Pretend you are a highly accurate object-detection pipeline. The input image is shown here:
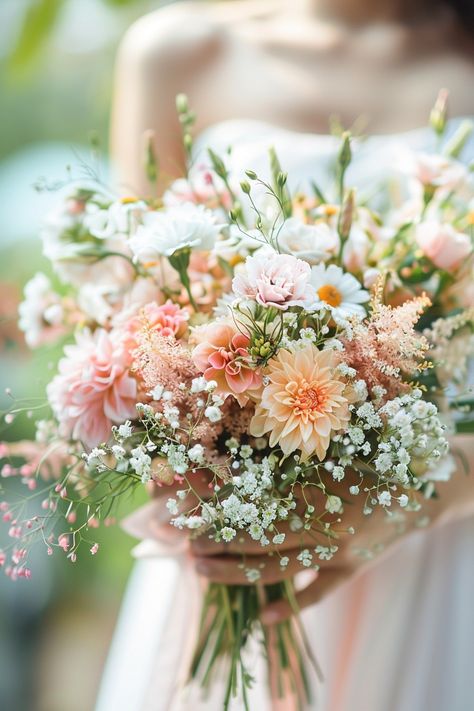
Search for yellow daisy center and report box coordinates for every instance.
[317,284,342,307]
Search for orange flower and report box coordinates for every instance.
[250,344,351,460]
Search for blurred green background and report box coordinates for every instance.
[0,2,176,710]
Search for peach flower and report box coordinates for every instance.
[192,322,261,404]
[47,329,137,448]
[415,221,471,272]
[250,344,351,460]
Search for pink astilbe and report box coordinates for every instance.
[342,293,431,399]
[133,325,255,456]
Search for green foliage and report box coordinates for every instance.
[7,0,159,74]
[8,0,65,73]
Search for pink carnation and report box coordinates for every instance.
[192,322,261,404]
[415,221,471,272]
[232,252,312,310]
[47,329,137,448]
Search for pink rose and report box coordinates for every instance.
[47,329,137,448]
[232,251,312,310]
[415,221,472,272]
[192,322,261,404]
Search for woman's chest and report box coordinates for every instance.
[193,35,474,135]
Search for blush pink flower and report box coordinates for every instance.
[192,322,261,404]
[415,221,471,272]
[141,301,189,338]
[250,344,351,460]
[47,329,137,448]
[232,251,312,310]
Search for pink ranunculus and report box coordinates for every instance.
[415,221,472,272]
[232,251,312,310]
[192,322,261,404]
[47,329,137,448]
[141,300,189,338]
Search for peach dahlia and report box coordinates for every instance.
[250,343,351,460]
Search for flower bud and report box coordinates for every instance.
[429,88,449,136]
[175,93,189,114]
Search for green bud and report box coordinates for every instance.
[175,93,189,114]
[277,171,288,187]
[338,188,355,241]
[444,120,473,159]
[208,148,227,179]
[338,131,352,170]
[245,169,258,180]
[430,88,449,136]
[143,130,158,184]
[183,133,193,151]
[240,180,251,194]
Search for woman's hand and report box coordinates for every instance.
[146,435,474,623]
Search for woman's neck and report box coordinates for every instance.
[302,0,443,25]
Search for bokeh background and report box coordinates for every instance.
[0,2,178,710]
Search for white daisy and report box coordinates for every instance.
[308,263,369,319]
[129,202,225,264]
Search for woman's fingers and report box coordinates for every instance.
[189,524,321,556]
[260,567,353,624]
[193,551,303,585]
[147,469,215,501]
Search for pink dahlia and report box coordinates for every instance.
[192,321,261,404]
[47,329,137,448]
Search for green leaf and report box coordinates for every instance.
[455,420,474,434]
[8,0,65,72]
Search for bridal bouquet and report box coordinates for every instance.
[2,95,473,707]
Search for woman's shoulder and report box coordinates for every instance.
[117,0,275,72]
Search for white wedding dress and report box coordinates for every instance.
[96,119,474,711]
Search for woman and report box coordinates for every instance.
[97,2,474,709]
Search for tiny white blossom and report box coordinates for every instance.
[117,421,133,439]
[378,490,392,507]
[325,495,343,514]
[190,376,208,393]
[188,444,205,463]
[245,568,261,583]
[204,405,222,422]
[166,498,179,515]
[221,527,236,542]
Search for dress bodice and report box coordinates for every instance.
[193,117,473,197]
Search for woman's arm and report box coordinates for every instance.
[110,3,222,195]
